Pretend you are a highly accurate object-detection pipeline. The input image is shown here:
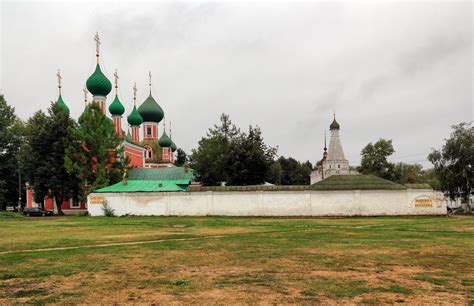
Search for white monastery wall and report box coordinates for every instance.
[88,189,447,217]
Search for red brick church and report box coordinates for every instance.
[26,33,180,214]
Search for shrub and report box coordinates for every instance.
[101,201,115,217]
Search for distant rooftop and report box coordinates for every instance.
[94,180,190,193]
[310,175,407,190]
[128,167,195,181]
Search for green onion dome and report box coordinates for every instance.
[127,105,143,127]
[158,131,173,147]
[330,118,340,130]
[86,64,112,96]
[108,95,125,117]
[170,141,177,152]
[56,95,69,115]
[138,93,164,123]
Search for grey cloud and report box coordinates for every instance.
[1,1,471,169]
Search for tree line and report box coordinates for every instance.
[0,96,125,213]
[0,95,472,211]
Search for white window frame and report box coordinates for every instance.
[70,198,80,208]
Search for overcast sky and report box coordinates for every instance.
[1,1,472,167]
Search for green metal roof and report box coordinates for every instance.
[94,180,189,193]
[138,93,164,123]
[86,64,112,96]
[310,175,406,190]
[56,94,69,115]
[170,140,177,152]
[158,131,172,147]
[128,167,194,181]
[109,94,125,116]
[127,105,143,127]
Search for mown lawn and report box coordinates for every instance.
[0,214,472,304]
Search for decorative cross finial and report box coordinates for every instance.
[56,69,62,95]
[114,69,119,94]
[324,131,327,150]
[83,87,88,105]
[169,121,172,138]
[149,70,152,87]
[94,32,101,63]
[333,109,336,120]
[133,82,137,105]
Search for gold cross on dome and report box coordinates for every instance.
[83,87,88,104]
[133,82,137,104]
[56,69,62,87]
[114,69,119,88]
[56,69,62,95]
[149,71,152,87]
[94,32,101,56]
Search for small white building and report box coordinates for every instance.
[311,115,358,184]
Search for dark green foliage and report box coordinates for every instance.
[19,103,78,214]
[0,95,22,210]
[226,126,277,185]
[357,139,396,181]
[267,157,312,185]
[65,102,127,202]
[190,114,276,186]
[20,111,49,204]
[176,148,187,166]
[101,201,115,217]
[428,122,473,209]
[393,162,424,184]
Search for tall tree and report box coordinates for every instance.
[65,102,126,202]
[226,126,277,185]
[357,139,396,181]
[267,156,312,185]
[189,114,276,186]
[0,95,22,210]
[428,122,473,210]
[19,111,50,206]
[47,103,80,214]
[393,162,424,184]
[189,114,240,185]
[19,103,78,214]
[176,148,187,166]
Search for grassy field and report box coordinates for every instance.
[0,213,472,304]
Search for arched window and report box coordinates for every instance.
[145,146,153,159]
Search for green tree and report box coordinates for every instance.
[189,114,240,185]
[357,139,396,181]
[268,157,312,185]
[393,162,424,184]
[47,103,80,214]
[226,126,277,185]
[189,114,276,186]
[19,111,50,206]
[176,148,187,166]
[65,102,126,202]
[428,122,473,210]
[19,103,78,214]
[0,95,22,210]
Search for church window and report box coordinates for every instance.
[338,164,340,168]
[145,146,153,159]
[147,127,152,137]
